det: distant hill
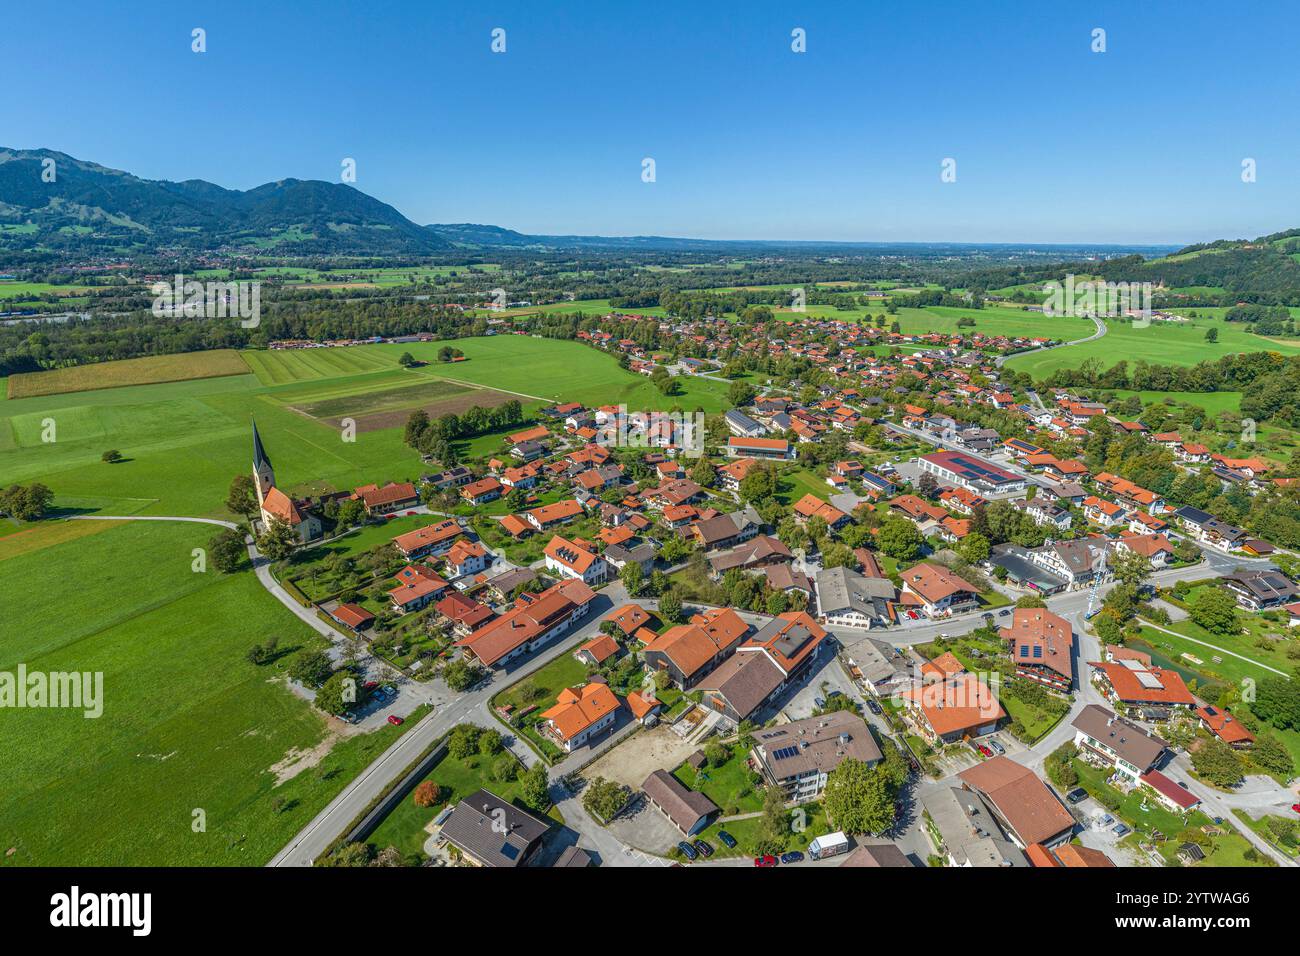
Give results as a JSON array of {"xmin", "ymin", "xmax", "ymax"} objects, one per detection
[
  {"xmin": 0, "ymin": 148, "xmax": 452, "ymax": 255},
  {"xmin": 1091, "ymin": 228, "xmax": 1300, "ymax": 302}
]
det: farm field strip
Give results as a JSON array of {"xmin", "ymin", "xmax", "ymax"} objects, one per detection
[{"xmin": 6, "ymin": 349, "xmax": 254, "ymax": 399}]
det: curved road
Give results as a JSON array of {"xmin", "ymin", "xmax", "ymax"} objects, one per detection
[{"xmin": 995, "ymin": 315, "xmax": 1106, "ymax": 368}]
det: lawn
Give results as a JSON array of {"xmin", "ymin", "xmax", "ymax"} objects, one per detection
[
  {"xmin": 694, "ymin": 801, "xmax": 832, "ymax": 858},
  {"xmin": 1071, "ymin": 759, "xmax": 1268, "ymax": 867},
  {"xmin": 673, "ymin": 743, "xmax": 765, "ymax": 814},
  {"xmin": 0, "ymin": 518, "xmax": 422, "ymax": 865},
  {"xmin": 491, "ymin": 651, "xmax": 594, "ymax": 760},
  {"xmin": 1005, "ymin": 314, "xmax": 1300, "ymax": 381},
  {"xmin": 6, "ymin": 349, "xmax": 254, "ymax": 399},
  {"xmin": 363, "ymin": 744, "xmax": 536, "ymax": 862}
]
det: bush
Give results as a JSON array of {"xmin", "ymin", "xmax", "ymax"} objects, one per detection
[{"xmin": 413, "ymin": 781, "xmax": 440, "ymax": 808}]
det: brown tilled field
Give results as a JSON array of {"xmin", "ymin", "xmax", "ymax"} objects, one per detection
[{"xmin": 319, "ymin": 386, "xmax": 519, "ymax": 433}]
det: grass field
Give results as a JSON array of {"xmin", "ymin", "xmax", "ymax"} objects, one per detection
[
  {"xmin": 0, "ymin": 518, "xmax": 421, "ymax": 865},
  {"xmin": 2, "ymin": 336, "xmax": 698, "ymax": 518},
  {"xmin": 1005, "ymin": 315, "xmax": 1300, "ymax": 380},
  {"xmin": 0, "ymin": 280, "xmax": 95, "ymax": 300},
  {"xmin": 6, "ymin": 349, "xmax": 253, "ymax": 399}
]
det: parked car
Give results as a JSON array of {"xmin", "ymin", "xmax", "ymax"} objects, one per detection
[
  {"xmin": 405, "ymin": 510, "xmax": 419, "ymax": 516},
  {"xmin": 827, "ymin": 690, "xmax": 843, "ymax": 699},
  {"xmin": 753, "ymin": 854, "xmax": 777, "ymax": 867},
  {"xmin": 977, "ymin": 744, "xmax": 993, "ymax": 758},
  {"xmin": 693, "ymin": 840, "xmax": 713, "ymax": 858},
  {"xmin": 717, "ymin": 830, "xmax": 737, "ymax": 849},
  {"xmin": 779, "ymin": 851, "xmax": 804, "ymax": 864},
  {"xmin": 814, "ymin": 697, "xmax": 827, "ymax": 710},
  {"xmin": 387, "ymin": 715, "xmax": 404, "ymax": 726},
  {"xmin": 1113, "ymin": 823, "xmax": 1131, "ymax": 837},
  {"xmin": 988, "ymin": 739, "xmax": 1006, "ymax": 755},
  {"xmin": 866, "ymin": 699, "xmax": 882, "ymax": 715},
  {"xmin": 677, "ymin": 841, "xmax": 698, "ymax": 861},
  {"xmin": 1066, "ymin": 787, "xmax": 1089, "ymax": 805},
  {"xmin": 998, "ymin": 609, "xmax": 1011, "ymax": 617},
  {"xmin": 1291, "ymin": 803, "xmax": 1300, "ymax": 815}
]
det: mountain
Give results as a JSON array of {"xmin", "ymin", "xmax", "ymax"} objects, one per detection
[{"xmin": 0, "ymin": 148, "xmax": 452, "ymax": 255}]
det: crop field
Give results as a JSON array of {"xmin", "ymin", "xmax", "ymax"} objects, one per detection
[
  {"xmin": 288, "ymin": 378, "xmax": 518, "ymax": 433},
  {"xmin": 6, "ymin": 349, "xmax": 253, "ymax": 399},
  {"xmin": 0, "ymin": 518, "xmax": 417, "ymax": 865},
  {"xmin": 241, "ymin": 346, "xmax": 396, "ymax": 385}
]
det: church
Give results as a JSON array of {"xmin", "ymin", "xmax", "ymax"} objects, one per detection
[{"xmin": 252, "ymin": 419, "xmax": 322, "ymax": 543}]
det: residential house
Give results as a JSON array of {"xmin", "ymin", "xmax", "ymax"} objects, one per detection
[
  {"xmin": 1088, "ymin": 660, "xmax": 1196, "ymax": 710},
  {"xmin": 641, "ymin": 607, "xmax": 750, "ymax": 689},
  {"xmin": 387, "ymin": 564, "xmax": 449, "ymax": 613},
  {"xmin": 957, "ymin": 757, "xmax": 1075, "ymax": 849},
  {"xmin": 540, "ymin": 682, "xmax": 621, "ymax": 752},
  {"xmin": 999, "ymin": 607, "xmax": 1074, "ymax": 690},
  {"xmin": 445, "ymin": 539, "xmax": 489, "ymax": 578},
  {"xmin": 899, "ymin": 562, "xmax": 981, "ymax": 618},
  {"xmin": 1071, "ymin": 704, "xmax": 1168, "ymax": 782},
  {"xmin": 439, "ymin": 789, "xmax": 549, "ymax": 867},
  {"xmin": 750, "ymin": 711, "xmax": 882, "ymax": 803},
  {"xmin": 1221, "ymin": 569, "xmax": 1300, "ymax": 611},
  {"xmin": 814, "ymin": 565, "xmax": 896, "ymax": 629},
  {"xmin": 900, "ymin": 673, "xmax": 1005, "ymax": 744},
  {"xmin": 544, "ymin": 535, "xmax": 608, "ymax": 585},
  {"xmin": 696, "ymin": 612, "xmax": 830, "ymax": 725}
]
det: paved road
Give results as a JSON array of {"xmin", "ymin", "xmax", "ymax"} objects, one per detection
[{"xmin": 994, "ymin": 316, "xmax": 1107, "ymax": 368}]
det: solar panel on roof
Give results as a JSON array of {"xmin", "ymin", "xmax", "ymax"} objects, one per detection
[{"xmin": 772, "ymin": 746, "xmax": 800, "ymax": 760}]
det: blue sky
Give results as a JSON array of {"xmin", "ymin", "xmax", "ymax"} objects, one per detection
[{"xmin": 3, "ymin": 0, "xmax": 1296, "ymax": 244}]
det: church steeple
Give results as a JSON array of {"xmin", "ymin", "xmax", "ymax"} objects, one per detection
[{"xmin": 251, "ymin": 418, "xmax": 276, "ymax": 505}]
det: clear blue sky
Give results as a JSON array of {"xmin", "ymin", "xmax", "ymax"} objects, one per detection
[{"xmin": 4, "ymin": 0, "xmax": 1296, "ymax": 244}]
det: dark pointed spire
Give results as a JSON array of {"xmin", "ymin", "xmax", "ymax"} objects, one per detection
[{"xmin": 252, "ymin": 417, "xmax": 273, "ymax": 472}]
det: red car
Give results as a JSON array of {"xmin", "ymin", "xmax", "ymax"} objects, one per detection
[
  {"xmin": 753, "ymin": 854, "xmax": 777, "ymax": 867},
  {"xmin": 978, "ymin": 744, "xmax": 994, "ymax": 757},
  {"xmin": 405, "ymin": 510, "xmax": 418, "ymax": 516},
  {"xmin": 387, "ymin": 715, "xmax": 404, "ymax": 726},
  {"xmin": 1292, "ymin": 803, "xmax": 1300, "ymax": 815}
]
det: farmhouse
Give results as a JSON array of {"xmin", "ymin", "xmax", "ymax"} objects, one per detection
[
  {"xmin": 393, "ymin": 519, "xmax": 465, "ymax": 559},
  {"xmin": 456, "ymin": 578, "xmax": 596, "ymax": 668}
]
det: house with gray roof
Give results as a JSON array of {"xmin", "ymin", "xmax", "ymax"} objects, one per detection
[
  {"xmin": 439, "ymin": 789, "xmax": 550, "ymax": 867},
  {"xmin": 751, "ymin": 711, "xmax": 882, "ymax": 803},
  {"xmin": 814, "ymin": 565, "xmax": 896, "ymax": 629}
]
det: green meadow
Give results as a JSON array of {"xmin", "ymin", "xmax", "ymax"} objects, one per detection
[
  {"xmin": 1005, "ymin": 314, "xmax": 1300, "ymax": 380},
  {"xmin": 0, "ymin": 335, "xmax": 732, "ymax": 518},
  {"xmin": 0, "ymin": 518, "xmax": 420, "ymax": 866}
]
